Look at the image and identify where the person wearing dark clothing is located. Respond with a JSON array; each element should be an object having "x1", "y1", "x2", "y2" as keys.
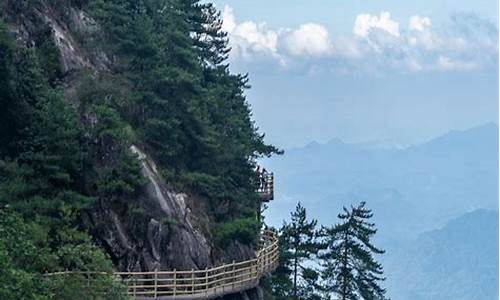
[
  {"x1": 261, "y1": 168, "x2": 268, "y2": 192},
  {"x1": 256, "y1": 166, "x2": 263, "y2": 191}
]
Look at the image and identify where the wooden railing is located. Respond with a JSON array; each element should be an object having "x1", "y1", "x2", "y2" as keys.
[{"x1": 46, "y1": 230, "x2": 279, "y2": 299}]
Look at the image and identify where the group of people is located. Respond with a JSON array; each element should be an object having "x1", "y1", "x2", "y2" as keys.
[{"x1": 255, "y1": 166, "x2": 270, "y2": 193}]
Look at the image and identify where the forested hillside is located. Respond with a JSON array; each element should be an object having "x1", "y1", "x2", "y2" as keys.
[{"x1": 0, "y1": 0, "x2": 278, "y2": 298}]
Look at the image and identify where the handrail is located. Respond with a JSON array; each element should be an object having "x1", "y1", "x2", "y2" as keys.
[{"x1": 46, "y1": 230, "x2": 279, "y2": 299}]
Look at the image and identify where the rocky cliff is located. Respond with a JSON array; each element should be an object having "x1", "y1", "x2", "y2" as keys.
[{"x1": 2, "y1": 1, "x2": 264, "y2": 299}]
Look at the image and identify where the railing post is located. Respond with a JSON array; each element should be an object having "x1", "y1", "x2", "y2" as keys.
[
  {"x1": 275, "y1": 241, "x2": 279, "y2": 268},
  {"x1": 173, "y1": 269, "x2": 177, "y2": 297},
  {"x1": 264, "y1": 248, "x2": 267, "y2": 271},
  {"x1": 133, "y1": 276, "x2": 137, "y2": 297},
  {"x1": 191, "y1": 268, "x2": 195, "y2": 293},
  {"x1": 205, "y1": 267, "x2": 209, "y2": 295},
  {"x1": 221, "y1": 263, "x2": 225, "y2": 292},
  {"x1": 154, "y1": 269, "x2": 158, "y2": 298},
  {"x1": 254, "y1": 258, "x2": 257, "y2": 280},
  {"x1": 252, "y1": 260, "x2": 256, "y2": 281},
  {"x1": 259, "y1": 254, "x2": 262, "y2": 276},
  {"x1": 214, "y1": 267, "x2": 217, "y2": 294},
  {"x1": 232, "y1": 260, "x2": 236, "y2": 289},
  {"x1": 267, "y1": 246, "x2": 270, "y2": 270},
  {"x1": 257, "y1": 259, "x2": 260, "y2": 279},
  {"x1": 267, "y1": 248, "x2": 270, "y2": 271},
  {"x1": 272, "y1": 241, "x2": 276, "y2": 270}
]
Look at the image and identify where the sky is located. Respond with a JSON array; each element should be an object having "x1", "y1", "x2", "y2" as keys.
[{"x1": 212, "y1": 0, "x2": 499, "y2": 148}]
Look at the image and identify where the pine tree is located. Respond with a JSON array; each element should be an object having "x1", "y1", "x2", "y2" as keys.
[
  {"x1": 276, "y1": 202, "x2": 321, "y2": 300},
  {"x1": 320, "y1": 202, "x2": 387, "y2": 300},
  {"x1": 85, "y1": 104, "x2": 145, "y2": 204}
]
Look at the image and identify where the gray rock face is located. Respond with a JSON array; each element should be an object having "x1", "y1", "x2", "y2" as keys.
[
  {"x1": 7, "y1": 2, "x2": 108, "y2": 73},
  {"x1": 132, "y1": 145, "x2": 214, "y2": 270},
  {"x1": 83, "y1": 144, "x2": 258, "y2": 276},
  {"x1": 85, "y1": 145, "x2": 225, "y2": 272}
]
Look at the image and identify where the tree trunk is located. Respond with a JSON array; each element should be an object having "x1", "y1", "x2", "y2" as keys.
[
  {"x1": 293, "y1": 245, "x2": 298, "y2": 299},
  {"x1": 341, "y1": 232, "x2": 349, "y2": 300}
]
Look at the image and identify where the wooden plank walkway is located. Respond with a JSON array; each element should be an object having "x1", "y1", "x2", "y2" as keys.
[
  {"x1": 46, "y1": 230, "x2": 279, "y2": 300},
  {"x1": 135, "y1": 280, "x2": 259, "y2": 300}
]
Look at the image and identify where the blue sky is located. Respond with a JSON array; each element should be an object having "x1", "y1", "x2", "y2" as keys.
[
  {"x1": 213, "y1": 0, "x2": 498, "y2": 34},
  {"x1": 212, "y1": 0, "x2": 499, "y2": 148}
]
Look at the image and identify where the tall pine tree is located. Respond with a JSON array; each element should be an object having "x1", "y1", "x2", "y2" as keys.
[
  {"x1": 275, "y1": 202, "x2": 321, "y2": 300},
  {"x1": 320, "y1": 202, "x2": 387, "y2": 300}
]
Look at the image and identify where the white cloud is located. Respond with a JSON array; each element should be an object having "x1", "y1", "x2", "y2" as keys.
[
  {"x1": 222, "y1": 6, "x2": 497, "y2": 74},
  {"x1": 334, "y1": 37, "x2": 362, "y2": 59},
  {"x1": 409, "y1": 15, "x2": 432, "y2": 32},
  {"x1": 283, "y1": 23, "x2": 333, "y2": 57},
  {"x1": 232, "y1": 21, "x2": 278, "y2": 53},
  {"x1": 353, "y1": 12, "x2": 400, "y2": 38},
  {"x1": 407, "y1": 16, "x2": 439, "y2": 50},
  {"x1": 222, "y1": 5, "x2": 280, "y2": 61}
]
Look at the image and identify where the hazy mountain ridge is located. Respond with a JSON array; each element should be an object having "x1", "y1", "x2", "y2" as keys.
[
  {"x1": 386, "y1": 209, "x2": 498, "y2": 300},
  {"x1": 265, "y1": 122, "x2": 498, "y2": 234},
  {"x1": 263, "y1": 122, "x2": 498, "y2": 300}
]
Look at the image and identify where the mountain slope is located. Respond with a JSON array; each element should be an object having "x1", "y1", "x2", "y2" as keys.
[{"x1": 386, "y1": 209, "x2": 499, "y2": 300}]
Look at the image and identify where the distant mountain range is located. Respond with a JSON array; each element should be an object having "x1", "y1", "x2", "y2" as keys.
[
  {"x1": 263, "y1": 122, "x2": 498, "y2": 299},
  {"x1": 264, "y1": 122, "x2": 498, "y2": 238},
  {"x1": 386, "y1": 209, "x2": 498, "y2": 300}
]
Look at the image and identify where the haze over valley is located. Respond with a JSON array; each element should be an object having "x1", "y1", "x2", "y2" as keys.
[{"x1": 263, "y1": 122, "x2": 499, "y2": 299}]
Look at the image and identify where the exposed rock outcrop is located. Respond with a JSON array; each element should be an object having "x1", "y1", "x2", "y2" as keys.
[{"x1": 85, "y1": 144, "x2": 215, "y2": 272}]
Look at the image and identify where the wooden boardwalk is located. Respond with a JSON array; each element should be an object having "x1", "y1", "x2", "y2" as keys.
[
  {"x1": 134, "y1": 279, "x2": 260, "y2": 300},
  {"x1": 47, "y1": 230, "x2": 279, "y2": 300}
]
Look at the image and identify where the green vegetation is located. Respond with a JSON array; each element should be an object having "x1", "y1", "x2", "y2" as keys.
[
  {"x1": 269, "y1": 202, "x2": 387, "y2": 300},
  {"x1": 1, "y1": 210, "x2": 126, "y2": 299},
  {"x1": 83, "y1": 0, "x2": 280, "y2": 244},
  {"x1": 215, "y1": 216, "x2": 260, "y2": 247},
  {"x1": 0, "y1": 20, "x2": 129, "y2": 298},
  {"x1": 275, "y1": 203, "x2": 322, "y2": 300},
  {"x1": 1, "y1": 0, "x2": 279, "y2": 298},
  {"x1": 320, "y1": 202, "x2": 387, "y2": 300}
]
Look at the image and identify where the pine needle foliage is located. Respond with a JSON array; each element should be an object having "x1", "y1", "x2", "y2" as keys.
[
  {"x1": 273, "y1": 203, "x2": 322, "y2": 300},
  {"x1": 319, "y1": 202, "x2": 388, "y2": 300}
]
